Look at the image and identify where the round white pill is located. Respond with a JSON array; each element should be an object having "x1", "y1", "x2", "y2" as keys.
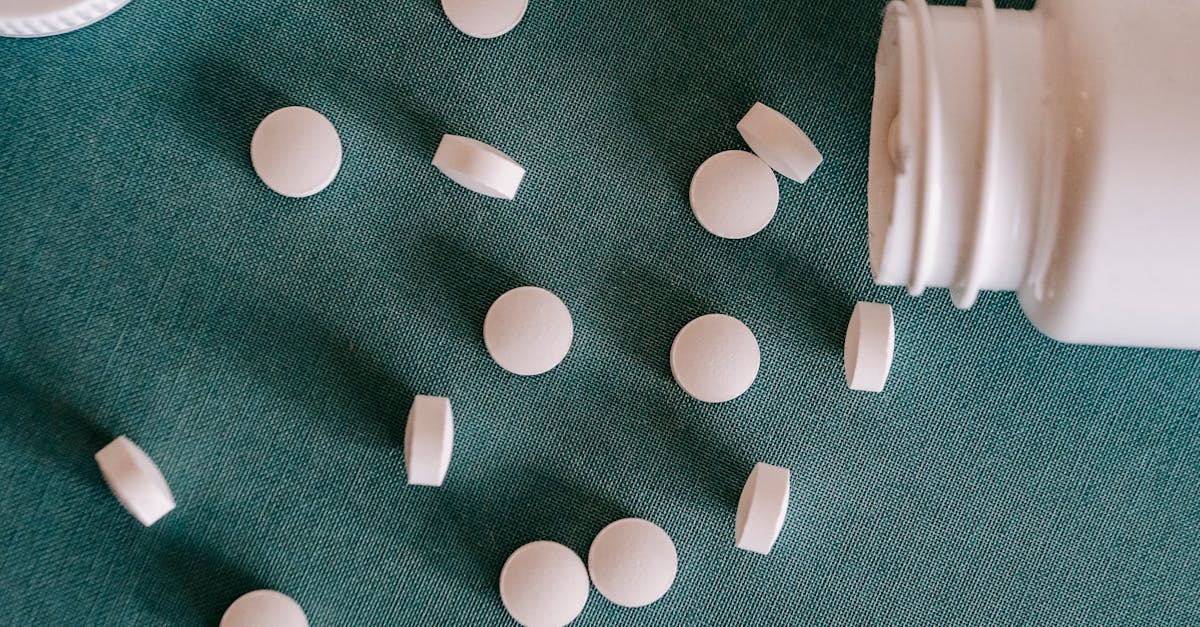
[
  {"x1": 499, "y1": 541, "x2": 589, "y2": 627},
  {"x1": 735, "y1": 462, "x2": 790, "y2": 555},
  {"x1": 484, "y1": 286, "x2": 573, "y2": 376},
  {"x1": 588, "y1": 518, "x2": 677, "y2": 608},
  {"x1": 404, "y1": 395, "x2": 454, "y2": 487},
  {"x1": 221, "y1": 590, "x2": 308, "y2": 627},
  {"x1": 94, "y1": 436, "x2": 175, "y2": 527},
  {"x1": 670, "y1": 314, "x2": 760, "y2": 403},
  {"x1": 737, "y1": 102, "x2": 824, "y2": 184},
  {"x1": 250, "y1": 106, "x2": 342, "y2": 198},
  {"x1": 441, "y1": 0, "x2": 528, "y2": 38},
  {"x1": 689, "y1": 150, "x2": 779, "y2": 239},
  {"x1": 844, "y1": 301, "x2": 895, "y2": 393},
  {"x1": 432, "y1": 134, "x2": 526, "y2": 200}
]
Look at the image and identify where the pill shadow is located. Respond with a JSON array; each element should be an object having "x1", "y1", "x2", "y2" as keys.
[
  {"x1": 192, "y1": 291, "x2": 418, "y2": 447},
  {"x1": 744, "y1": 236, "x2": 855, "y2": 353},
  {"x1": 147, "y1": 535, "x2": 265, "y2": 624},
  {"x1": 649, "y1": 397, "x2": 753, "y2": 512},
  {"x1": 315, "y1": 61, "x2": 449, "y2": 161},
  {"x1": 595, "y1": 256, "x2": 714, "y2": 381},
  {"x1": 0, "y1": 376, "x2": 115, "y2": 479},
  {"x1": 438, "y1": 467, "x2": 632, "y2": 595},
  {"x1": 411, "y1": 233, "x2": 526, "y2": 337},
  {"x1": 620, "y1": 3, "x2": 764, "y2": 199},
  {"x1": 172, "y1": 56, "x2": 291, "y2": 167}
]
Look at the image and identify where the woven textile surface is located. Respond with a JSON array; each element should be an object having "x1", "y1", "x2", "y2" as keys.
[{"x1": 2, "y1": 0, "x2": 1197, "y2": 624}]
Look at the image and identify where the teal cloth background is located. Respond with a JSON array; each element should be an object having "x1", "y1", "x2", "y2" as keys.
[{"x1": 2, "y1": 0, "x2": 1198, "y2": 624}]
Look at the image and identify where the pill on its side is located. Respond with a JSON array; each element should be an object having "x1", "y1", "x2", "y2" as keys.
[
  {"x1": 844, "y1": 301, "x2": 895, "y2": 392},
  {"x1": 670, "y1": 314, "x2": 760, "y2": 403},
  {"x1": 484, "y1": 286, "x2": 573, "y2": 376},
  {"x1": 499, "y1": 541, "x2": 589, "y2": 627},
  {"x1": 737, "y1": 102, "x2": 823, "y2": 184},
  {"x1": 735, "y1": 462, "x2": 790, "y2": 555},
  {"x1": 689, "y1": 150, "x2": 779, "y2": 239},
  {"x1": 588, "y1": 518, "x2": 677, "y2": 608},
  {"x1": 405, "y1": 395, "x2": 454, "y2": 487},
  {"x1": 94, "y1": 436, "x2": 175, "y2": 527},
  {"x1": 432, "y1": 134, "x2": 526, "y2": 200},
  {"x1": 221, "y1": 590, "x2": 308, "y2": 627},
  {"x1": 250, "y1": 106, "x2": 342, "y2": 198}
]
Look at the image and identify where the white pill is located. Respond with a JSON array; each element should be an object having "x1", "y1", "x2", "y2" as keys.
[
  {"x1": 670, "y1": 314, "x2": 760, "y2": 403},
  {"x1": 588, "y1": 518, "x2": 677, "y2": 608},
  {"x1": 499, "y1": 541, "x2": 589, "y2": 627},
  {"x1": 735, "y1": 462, "x2": 790, "y2": 555},
  {"x1": 432, "y1": 134, "x2": 526, "y2": 200},
  {"x1": 250, "y1": 106, "x2": 342, "y2": 198},
  {"x1": 737, "y1": 102, "x2": 823, "y2": 184},
  {"x1": 221, "y1": 590, "x2": 308, "y2": 627},
  {"x1": 441, "y1": 0, "x2": 528, "y2": 39},
  {"x1": 844, "y1": 301, "x2": 895, "y2": 393},
  {"x1": 404, "y1": 395, "x2": 454, "y2": 487},
  {"x1": 94, "y1": 436, "x2": 175, "y2": 527},
  {"x1": 689, "y1": 150, "x2": 779, "y2": 239},
  {"x1": 484, "y1": 286, "x2": 573, "y2": 376}
]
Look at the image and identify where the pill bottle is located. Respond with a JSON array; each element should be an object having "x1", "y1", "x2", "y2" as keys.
[{"x1": 867, "y1": 0, "x2": 1200, "y2": 350}]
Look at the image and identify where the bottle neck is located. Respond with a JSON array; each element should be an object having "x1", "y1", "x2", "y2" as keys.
[{"x1": 868, "y1": 0, "x2": 1052, "y2": 308}]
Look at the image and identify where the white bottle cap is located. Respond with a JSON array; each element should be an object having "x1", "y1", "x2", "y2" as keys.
[
  {"x1": 737, "y1": 102, "x2": 824, "y2": 184},
  {"x1": 432, "y1": 134, "x2": 526, "y2": 200},
  {"x1": 0, "y1": 0, "x2": 131, "y2": 37},
  {"x1": 404, "y1": 395, "x2": 454, "y2": 487},
  {"x1": 499, "y1": 541, "x2": 589, "y2": 627},
  {"x1": 94, "y1": 436, "x2": 175, "y2": 526},
  {"x1": 588, "y1": 518, "x2": 677, "y2": 608},
  {"x1": 484, "y1": 286, "x2": 573, "y2": 376},
  {"x1": 735, "y1": 462, "x2": 790, "y2": 555},
  {"x1": 844, "y1": 301, "x2": 895, "y2": 392},
  {"x1": 670, "y1": 314, "x2": 760, "y2": 403},
  {"x1": 220, "y1": 590, "x2": 309, "y2": 627},
  {"x1": 441, "y1": 0, "x2": 528, "y2": 39},
  {"x1": 689, "y1": 150, "x2": 779, "y2": 239},
  {"x1": 250, "y1": 106, "x2": 343, "y2": 198}
]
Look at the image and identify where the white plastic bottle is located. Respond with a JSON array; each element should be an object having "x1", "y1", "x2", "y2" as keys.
[{"x1": 868, "y1": 0, "x2": 1200, "y2": 349}]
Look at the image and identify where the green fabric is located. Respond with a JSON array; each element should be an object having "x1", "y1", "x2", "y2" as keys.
[{"x1": 2, "y1": 0, "x2": 1197, "y2": 624}]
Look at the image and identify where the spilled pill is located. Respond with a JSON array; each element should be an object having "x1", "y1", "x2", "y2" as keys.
[
  {"x1": 844, "y1": 301, "x2": 895, "y2": 392},
  {"x1": 499, "y1": 541, "x2": 589, "y2": 627},
  {"x1": 442, "y1": 0, "x2": 528, "y2": 39},
  {"x1": 588, "y1": 518, "x2": 677, "y2": 608},
  {"x1": 405, "y1": 395, "x2": 454, "y2": 487},
  {"x1": 221, "y1": 590, "x2": 308, "y2": 627},
  {"x1": 689, "y1": 150, "x2": 778, "y2": 239},
  {"x1": 670, "y1": 314, "x2": 760, "y2": 403},
  {"x1": 484, "y1": 286, "x2": 573, "y2": 376},
  {"x1": 735, "y1": 462, "x2": 790, "y2": 555},
  {"x1": 737, "y1": 102, "x2": 823, "y2": 184},
  {"x1": 432, "y1": 134, "x2": 525, "y2": 200},
  {"x1": 94, "y1": 436, "x2": 175, "y2": 527},
  {"x1": 250, "y1": 106, "x2": 342, "y2": 198}
]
